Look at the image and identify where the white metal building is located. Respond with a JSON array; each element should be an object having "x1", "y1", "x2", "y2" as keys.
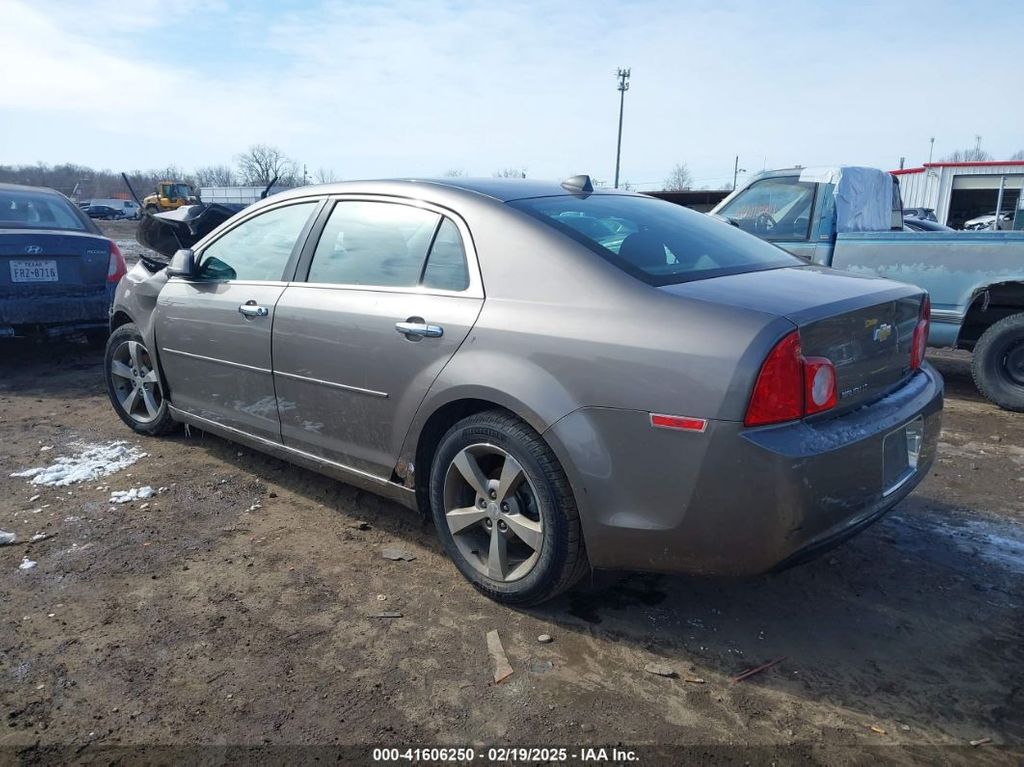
[{"x1": 892, "y1": 161, "x2": 1024, "y2": 229}]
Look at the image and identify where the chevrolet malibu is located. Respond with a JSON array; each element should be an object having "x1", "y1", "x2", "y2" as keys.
[{"x1": 104, "y1": 176, "x2": 943, "y2": 605}]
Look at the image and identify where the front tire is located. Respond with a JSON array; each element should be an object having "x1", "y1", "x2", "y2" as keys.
[
  {"x1": 429, "y1": 411, "x2": 588, "y2": 605},
  {"x1": 971, "y1": 312, "x2": 1024, "y2": 411},
  {"x1": 104, "y1": 323, "x2": 177, "y2": 435}
]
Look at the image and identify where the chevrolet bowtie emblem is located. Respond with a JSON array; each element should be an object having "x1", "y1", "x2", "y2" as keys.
[{"x1": 873, "y1": 323, "x2": 893, "y2": 342}]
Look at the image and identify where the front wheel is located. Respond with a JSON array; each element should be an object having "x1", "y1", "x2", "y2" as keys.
[
  {"x1": 971, "y1": 312, "x2": 1024, "y2": 411},
  {"x1": 104, "y1": 323, "x2": 177, "y2": 435},
  {"x1": 429, "y1": 411, "x2": 588, "y2": 605}
]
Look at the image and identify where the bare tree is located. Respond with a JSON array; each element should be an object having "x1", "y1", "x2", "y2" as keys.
[
  {"x1": 194, "y1": 165, "x2": 235, "y2": 186},
  {"x1": 443, "y1": 168, "x2": 466, "y2": 177},
  {"x1": 663, "y1": 163, "x2": 693, "y2": 191},
  {"x1": 313, "y1": 167, "x2": 339, "y2": 183},
  {"x1": 237, "y1": 144, "x2": 298, "y2": 185},
  {"x1": 942, "y1": 147, "x2": 992, "y2": 162},
  {"x1": 1011, "y1": 149, "x2": 1024, "y2": 161},
  {"x1": 492, "y1": 167, "x2": 527, "y2": 179}
]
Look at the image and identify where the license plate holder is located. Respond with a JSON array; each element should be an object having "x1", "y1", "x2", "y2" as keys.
[
  {"x1": 882, "y1": 416, "x2": 923, "y2": 496},
  {"x1": 10, "y1": 259, "x2": 59, "y2": 283}
]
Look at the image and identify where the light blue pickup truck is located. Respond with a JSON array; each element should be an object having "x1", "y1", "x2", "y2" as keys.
[{"x1": 712, "y1": 166, "x2": 1024, "y2": 411}]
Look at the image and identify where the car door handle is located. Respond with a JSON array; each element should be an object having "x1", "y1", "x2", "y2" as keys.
[
  {"x1": 395, "y1": 320, "x2": 443, "y2": 338},
  {"x1": 238, "y1": 302, "x2": 269, "y2": 318}
]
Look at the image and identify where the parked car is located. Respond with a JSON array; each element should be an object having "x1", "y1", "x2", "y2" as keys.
[
  {"x1": 104, "y1": 177, "x2": 942, "y2": 605},
  {"x1": 84, "y1": 204, "x2": 123, "y2": 220},
  {"x1": 713, "y1": 167, "x2": 1024, "y2": 410},
  {"x1": 903, "y1": 207, "x2": 937, "y2": 222},
  {"x1": 964, "y1": 211, "x2": 1014, "y2": 231},
  {"x1": 904, "y1": 216, "x2": 953, "y2": 232},
  {"x1": 0, "y1": 183, "x2": 126, "y2": 344}
]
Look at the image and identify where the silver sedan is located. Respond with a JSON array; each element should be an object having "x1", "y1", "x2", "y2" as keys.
[{"x1": 105, "y1": 176, "x2": 943, "y2": 604}]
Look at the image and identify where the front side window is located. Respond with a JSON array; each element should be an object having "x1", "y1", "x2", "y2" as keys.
[
  {"x1": 510, "y1": 194, "x2": 801, "y2": 287},
  {"x1": 199, "y1": 201, "x2": 317, "y2": 281},
  {"x1": 716, "y1": 176, "x2": 817, "y2": 241},
  {"x1": 307, "y1": 201, "x2": 443, "y2": 288}
]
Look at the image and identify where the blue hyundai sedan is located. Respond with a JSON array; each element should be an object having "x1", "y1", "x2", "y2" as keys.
[{"x1": 0, "y1": 183, "x2": 126, "y2": 345}]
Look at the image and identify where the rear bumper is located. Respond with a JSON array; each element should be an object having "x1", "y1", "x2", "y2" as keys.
[
  {"x1": 545, "y1": 364, "x2": 943, "y2": 575},
  {"x1": 0, "y1": 285, "x2": 114, "y2": 335}
]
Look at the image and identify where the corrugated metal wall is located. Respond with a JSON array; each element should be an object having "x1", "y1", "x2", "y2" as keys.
[{"x1": 896, "y1": 165, "x2": 1024, "y2": 224}]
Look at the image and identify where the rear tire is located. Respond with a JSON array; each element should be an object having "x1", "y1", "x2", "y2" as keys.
[
  {"x1": 429, "y1": 411, "x2": 588, "y2": 605},
  {"x1": 971, "y1": 312, "x2": 1024, "y2": 411},
  {"x1": 104, "y1": 323, "x2": 177, "y2": 436}
]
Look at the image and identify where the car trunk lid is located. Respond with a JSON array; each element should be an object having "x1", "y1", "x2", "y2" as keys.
[
  {"x1": 0, "y1": 230, "x2": 112, "y2": 296},
  {"x1": 660, "y1": 265, "x2": 926, "y2": 413}
]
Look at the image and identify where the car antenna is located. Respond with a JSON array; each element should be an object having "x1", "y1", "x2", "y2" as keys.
[
  {"x1": 561, "y1": 174, "x2": 594, "y2": 195},
  {"x1": 260, "y1": 175, "x2": 278, "y2": 200}
]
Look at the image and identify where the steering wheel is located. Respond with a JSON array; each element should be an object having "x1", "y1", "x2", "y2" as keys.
[{"x1": 754, "y1": 212, "x2": 777, "y2": 233}]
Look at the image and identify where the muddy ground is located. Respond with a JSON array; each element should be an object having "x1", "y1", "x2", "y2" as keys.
[{"x1": 1, "y1": 323, "x2": 1022, "y2": 762}]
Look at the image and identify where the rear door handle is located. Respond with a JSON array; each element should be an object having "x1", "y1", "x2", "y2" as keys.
[
  {"x1": 395, "y1": 320, "x2": 443, "y2": 338},
  {"x1": 239, "y1": 301, "x2": 269, "y2": 318}
]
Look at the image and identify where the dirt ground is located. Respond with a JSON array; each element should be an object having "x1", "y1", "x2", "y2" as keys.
[{"x1": 1, "y1": 324, "x2": 1022, "y2": 763}]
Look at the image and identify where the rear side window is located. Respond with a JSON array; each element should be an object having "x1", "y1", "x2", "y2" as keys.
[
  {"x1": 0, "y1": 189, "x2": 87, "y2": 231},
  {"x1": 307, "y1": 201, "x2": 471, "y2": 292},
  {"x1": 308, "y1": 201, "x2": 440, "y2": 287},
  {"x1": 509, "y1": 194, "x2": 800, "y2": 286}
]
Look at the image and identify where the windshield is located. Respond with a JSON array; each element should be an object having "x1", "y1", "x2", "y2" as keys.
[
  {"x1": 716, "y1": 176, "x2": 817, "y2": 240},
  {"x1": 0, "y1": 188, "x2": 87, "y2": 231},
  {"x1": 164, "y1": 184, "x2": 193, "y2": 199},
  {"x1": 509, "y1": 194, "x2": 801, "y2": 286}
]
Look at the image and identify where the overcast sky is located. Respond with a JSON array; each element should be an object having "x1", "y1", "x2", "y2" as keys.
[{"x1": 2, "y1": 0, "x2": 1022, "y2": 189}]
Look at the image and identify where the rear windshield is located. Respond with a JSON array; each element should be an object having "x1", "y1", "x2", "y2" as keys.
[
  {"x1": 508, "y1": 194, "x2": 801, "y2": 286},
  {"x1": 0, "y1": 189, "x2": 87, "y2": 231}
]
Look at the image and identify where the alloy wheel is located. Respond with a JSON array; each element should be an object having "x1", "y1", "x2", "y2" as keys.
[
  {"x1": 442, "y1": 443, "x2": 544, "y2": 582},
  {"x1": 109, "y1": 340, "x2": 163, "y2": 424}
]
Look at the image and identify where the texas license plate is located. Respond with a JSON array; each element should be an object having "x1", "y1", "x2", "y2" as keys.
[{"x1": 10, "y1": 259, "x2": 59, "y2": 282}]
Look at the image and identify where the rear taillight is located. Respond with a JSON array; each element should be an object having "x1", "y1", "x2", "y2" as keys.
[
  {"x1": 107, "y1": 240, "x2": 126, "y2": 283},
  {"x1": 744, "y1": 330, "x2": 837, "y2": 427},
  {"x1": 910, "y1": 294, "x2": 930, "y2": 370}
]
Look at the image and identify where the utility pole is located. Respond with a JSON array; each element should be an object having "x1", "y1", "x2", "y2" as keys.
[
  {"x1": 899, "y1": 157, "x2": 905, "y2": 170},
  {"x1": 613, "y1": 68, "x2": 630, "y2": 189},
  {"x1": 303, "y1": 164, "x2": 308, "y2": 185},
  {"x1": 732, "y1": 155, "x2": 746, "y2": 190},
  {"x1": 928, "y1": 137, "x2": 935, "y2": 164}
]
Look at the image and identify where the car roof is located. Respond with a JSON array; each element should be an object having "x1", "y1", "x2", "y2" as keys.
[
  {"x1": 0, "y1": 181, "x2": 66, "y2": 197},
  {"x1": 271, "y1": 177, "x2": 640, "y2": 205}
]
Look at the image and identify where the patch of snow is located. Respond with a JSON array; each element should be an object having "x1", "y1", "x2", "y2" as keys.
[
  {"x1": 19, "y1": 557, "x2": 36, "y2": 570},
  {"x1": 905, "y1": 513, "x2": 1024, "y2": 574},
  {"x1": 30, "y1": 533, "x2": 47, "y2": 541},
  {"x1": 11, "y1": 441, "x2": 146, "y2": 487},
  {"x1": 109, "y1": 486, "x2": 154, "y2": 504},
  {"x1": 0, "y1": 531, "x2": 16, "y2": 545}
]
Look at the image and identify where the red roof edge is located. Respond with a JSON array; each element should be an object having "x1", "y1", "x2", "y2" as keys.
[{"x1": 891, "y1": 160, "x2": 1024, "y2": 174}]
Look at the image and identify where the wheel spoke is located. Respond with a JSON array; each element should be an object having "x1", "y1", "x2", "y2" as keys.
[
  {"x1": 111, "y1": 360, "x2": 134, "y2": 380},
  {"x1": 487, "y1": 527, "x2": 508, "y2": 579},
  {"x1": 141, "y1": 387, "x2": 159, "y2": 418},
  {"x1": 141, "y1": 369, "x2": 159, "y2": 384},
  {"x1": 504, "y1": 512, "x2": 542, "y2": 551},
  {"x1": 452, "y1": 449, "x2": 489, "y2": 497},
  {"x1": 446, "y1": 505, "x2": 488, "y2": 535},
  {"x1": 495, "y1": 455, "x2": 524, "y2": 502},
  {"x1": 121, "y1": 387, "x2": 139, "y2": 415},
  {"x1": 128, "y1": 341, "x2": 144, "y2": 369}
]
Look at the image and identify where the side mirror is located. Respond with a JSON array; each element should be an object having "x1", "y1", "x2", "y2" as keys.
[{"x1": 166, "y1": 248, "x2": 196, "y2": 278}]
